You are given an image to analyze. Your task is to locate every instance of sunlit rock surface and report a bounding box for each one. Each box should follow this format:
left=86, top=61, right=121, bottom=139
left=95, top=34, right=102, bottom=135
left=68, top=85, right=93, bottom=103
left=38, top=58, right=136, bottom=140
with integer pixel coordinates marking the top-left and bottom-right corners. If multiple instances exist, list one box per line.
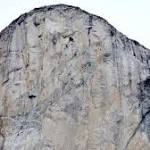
left=0, top=4, right=150, bottom=150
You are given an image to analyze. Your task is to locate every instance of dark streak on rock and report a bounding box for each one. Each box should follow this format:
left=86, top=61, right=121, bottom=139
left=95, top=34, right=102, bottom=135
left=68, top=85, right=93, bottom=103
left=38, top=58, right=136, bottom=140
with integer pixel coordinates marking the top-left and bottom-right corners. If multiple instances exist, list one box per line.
left=109, top=27, right=116, bottom=37
left=0, top=117, right=5, bottom=150
left=88, top=15, right=93, bottom=35
left=8, top=67, right=23, bottom=75
left=69, top=37, right=74, bottom=42
left=88, top=27, right=92, bottom=35
left=133, top=50, right=136, bottom=57
left=33, top=16, right=43, bottom=27
left=52, top=35, right=57, bottom=45
left=137, top=77, right=150, bottom=140
left=17, top=13, right=28, bottom=25
left=2, top=79, right=9, bottom=86
left=65, top=44, right=68, bottom=48
left=73, top=52, right=77, bottom=57
left=38, top=34, right=42, bottom=38
left=28, top=95, right=36, bottom=99
left=87, top=15, right=93, bottom=47
left=33, top=20, right=40, bottom=27
left=25, top=64, right=29, bottom=68
left=133, top=40, right=139, bottom=46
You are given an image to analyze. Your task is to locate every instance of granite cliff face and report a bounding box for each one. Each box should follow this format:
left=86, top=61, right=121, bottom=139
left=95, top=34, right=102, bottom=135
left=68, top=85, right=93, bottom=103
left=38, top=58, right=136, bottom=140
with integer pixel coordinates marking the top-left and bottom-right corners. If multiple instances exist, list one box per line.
left=0, top=4, right=150, bottom=150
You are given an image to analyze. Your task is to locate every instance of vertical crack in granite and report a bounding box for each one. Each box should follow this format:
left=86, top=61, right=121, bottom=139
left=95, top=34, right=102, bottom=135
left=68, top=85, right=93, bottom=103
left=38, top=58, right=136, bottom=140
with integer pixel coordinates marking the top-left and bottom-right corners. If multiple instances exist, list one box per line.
left=87, top=15, right=93, bottom=47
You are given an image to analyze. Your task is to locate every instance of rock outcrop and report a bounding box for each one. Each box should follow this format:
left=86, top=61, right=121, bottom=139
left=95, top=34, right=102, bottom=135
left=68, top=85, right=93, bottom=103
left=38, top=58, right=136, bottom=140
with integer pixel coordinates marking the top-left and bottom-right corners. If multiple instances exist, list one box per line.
left=0, top=4, right=150, bottom=150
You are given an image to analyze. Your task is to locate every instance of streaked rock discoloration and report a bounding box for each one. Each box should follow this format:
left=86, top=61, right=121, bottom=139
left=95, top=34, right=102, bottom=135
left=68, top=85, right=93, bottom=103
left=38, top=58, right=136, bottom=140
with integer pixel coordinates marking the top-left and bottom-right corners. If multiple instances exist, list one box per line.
left=0, top=4, right=150, bottom=150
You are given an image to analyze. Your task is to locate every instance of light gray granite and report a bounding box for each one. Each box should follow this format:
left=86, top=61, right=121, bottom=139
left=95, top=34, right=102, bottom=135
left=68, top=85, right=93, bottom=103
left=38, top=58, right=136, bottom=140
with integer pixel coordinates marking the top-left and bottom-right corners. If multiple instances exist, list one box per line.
left=0, top=4, right=150, bottom=150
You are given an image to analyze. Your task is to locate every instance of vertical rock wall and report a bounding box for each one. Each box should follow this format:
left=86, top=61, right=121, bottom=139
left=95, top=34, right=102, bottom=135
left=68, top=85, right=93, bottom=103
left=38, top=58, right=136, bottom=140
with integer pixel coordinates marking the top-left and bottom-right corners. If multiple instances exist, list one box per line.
left=0, top=4, right=150, bottom=150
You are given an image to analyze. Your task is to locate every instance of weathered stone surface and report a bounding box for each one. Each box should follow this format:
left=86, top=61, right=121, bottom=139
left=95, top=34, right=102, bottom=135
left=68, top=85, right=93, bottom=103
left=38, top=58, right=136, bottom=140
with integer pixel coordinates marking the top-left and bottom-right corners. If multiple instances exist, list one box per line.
left=0, top=4, right=150, bottom=150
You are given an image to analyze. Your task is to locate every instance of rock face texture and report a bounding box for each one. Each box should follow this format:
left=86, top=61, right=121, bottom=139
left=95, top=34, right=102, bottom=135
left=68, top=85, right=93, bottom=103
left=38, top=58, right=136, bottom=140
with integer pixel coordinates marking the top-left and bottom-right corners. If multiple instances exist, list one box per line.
left=0, top=4, right=150, bottom=150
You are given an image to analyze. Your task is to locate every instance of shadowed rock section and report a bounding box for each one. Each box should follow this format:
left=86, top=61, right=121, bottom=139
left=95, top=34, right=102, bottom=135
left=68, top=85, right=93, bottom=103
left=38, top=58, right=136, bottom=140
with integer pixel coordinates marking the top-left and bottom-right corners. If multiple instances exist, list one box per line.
left=0, top=4, right=150, bottom=150
left=138, top=78, right=150, bottom=136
